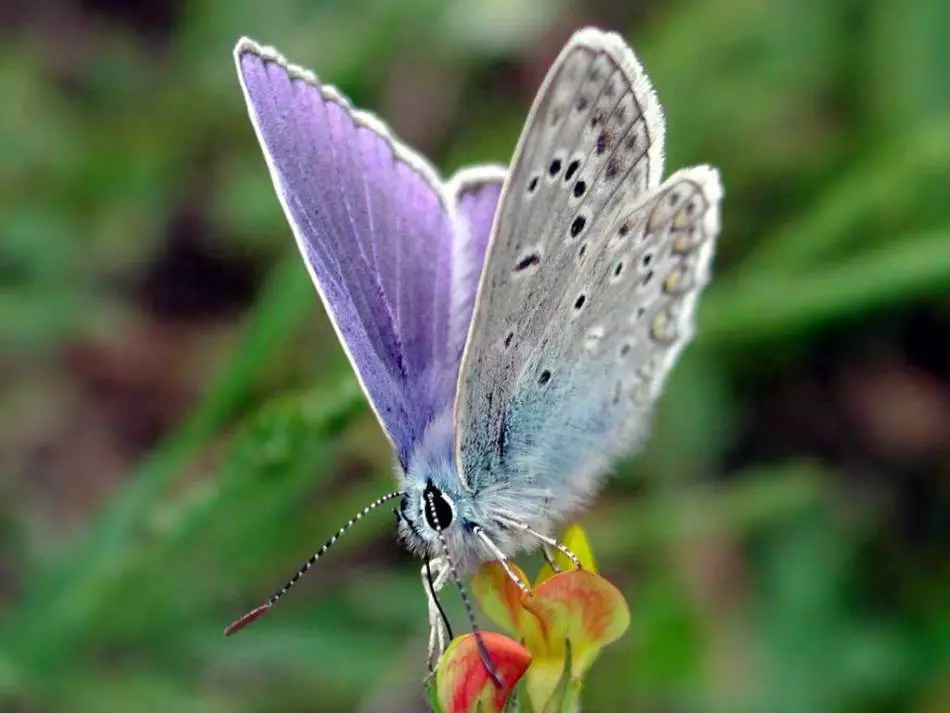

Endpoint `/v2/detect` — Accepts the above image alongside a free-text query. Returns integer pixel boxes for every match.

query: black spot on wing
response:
[497,408,509,461]
[515,252,541,272]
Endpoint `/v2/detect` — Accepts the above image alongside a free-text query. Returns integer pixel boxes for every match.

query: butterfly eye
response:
[422,482,454,531]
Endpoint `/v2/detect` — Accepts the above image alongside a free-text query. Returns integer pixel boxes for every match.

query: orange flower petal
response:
[471,561,541,642]
[526,569,629,675]
[522,569,629,709]
[534,524,598,586]
[435,632,532,713]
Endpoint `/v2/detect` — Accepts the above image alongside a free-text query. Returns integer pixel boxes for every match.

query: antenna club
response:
[224,490,403,636]
[224,602,272,636]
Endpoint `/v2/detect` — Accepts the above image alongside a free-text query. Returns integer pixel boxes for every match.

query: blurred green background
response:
[2,0,950,711]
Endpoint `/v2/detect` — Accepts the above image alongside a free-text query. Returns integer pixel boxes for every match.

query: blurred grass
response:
[2,0,950,712]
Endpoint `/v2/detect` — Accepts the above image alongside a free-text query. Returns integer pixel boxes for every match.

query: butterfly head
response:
[398,479,454,531]
[391,412,481,563]
[396,467,473,559]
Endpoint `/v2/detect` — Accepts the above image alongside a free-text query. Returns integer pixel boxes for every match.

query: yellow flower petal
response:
[471,561,542,643]
[534,523,597,586]
[522,569,629,710]
[562,523,597,572]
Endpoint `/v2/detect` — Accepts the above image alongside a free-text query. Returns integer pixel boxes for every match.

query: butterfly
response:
[230,26,722,671]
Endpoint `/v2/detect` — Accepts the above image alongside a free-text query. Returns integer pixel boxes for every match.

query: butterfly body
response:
[397,399,611,569]
[232,26,722,655]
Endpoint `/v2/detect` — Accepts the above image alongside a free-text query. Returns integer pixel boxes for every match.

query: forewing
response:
[456,28,719,499]
[235,39,502,465]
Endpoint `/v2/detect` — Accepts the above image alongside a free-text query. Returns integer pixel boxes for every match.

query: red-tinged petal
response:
[534,524,598,586]
[471,561,541,642]
[526,569,629,677]
[520,569,629,709]
[435,632,532,713]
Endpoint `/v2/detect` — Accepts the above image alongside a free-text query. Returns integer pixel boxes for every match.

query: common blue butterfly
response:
[230,27,722,671]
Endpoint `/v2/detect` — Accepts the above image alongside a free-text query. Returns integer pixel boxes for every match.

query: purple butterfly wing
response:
[235,39,503,465]
[446,168,506,368]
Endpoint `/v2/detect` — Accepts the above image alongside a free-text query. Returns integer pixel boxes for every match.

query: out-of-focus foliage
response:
[2,0,949,711]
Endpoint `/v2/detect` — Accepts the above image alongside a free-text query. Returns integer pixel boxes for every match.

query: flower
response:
[432,525,630,713]
[432,632,532,713]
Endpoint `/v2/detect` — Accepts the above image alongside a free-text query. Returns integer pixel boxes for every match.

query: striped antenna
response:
[225,490,403,635]
[424,491,503,689]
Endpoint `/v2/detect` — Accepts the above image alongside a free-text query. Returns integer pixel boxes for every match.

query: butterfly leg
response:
[496,516,582,569]
[422,556,452,673]
[472,525,530,593]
